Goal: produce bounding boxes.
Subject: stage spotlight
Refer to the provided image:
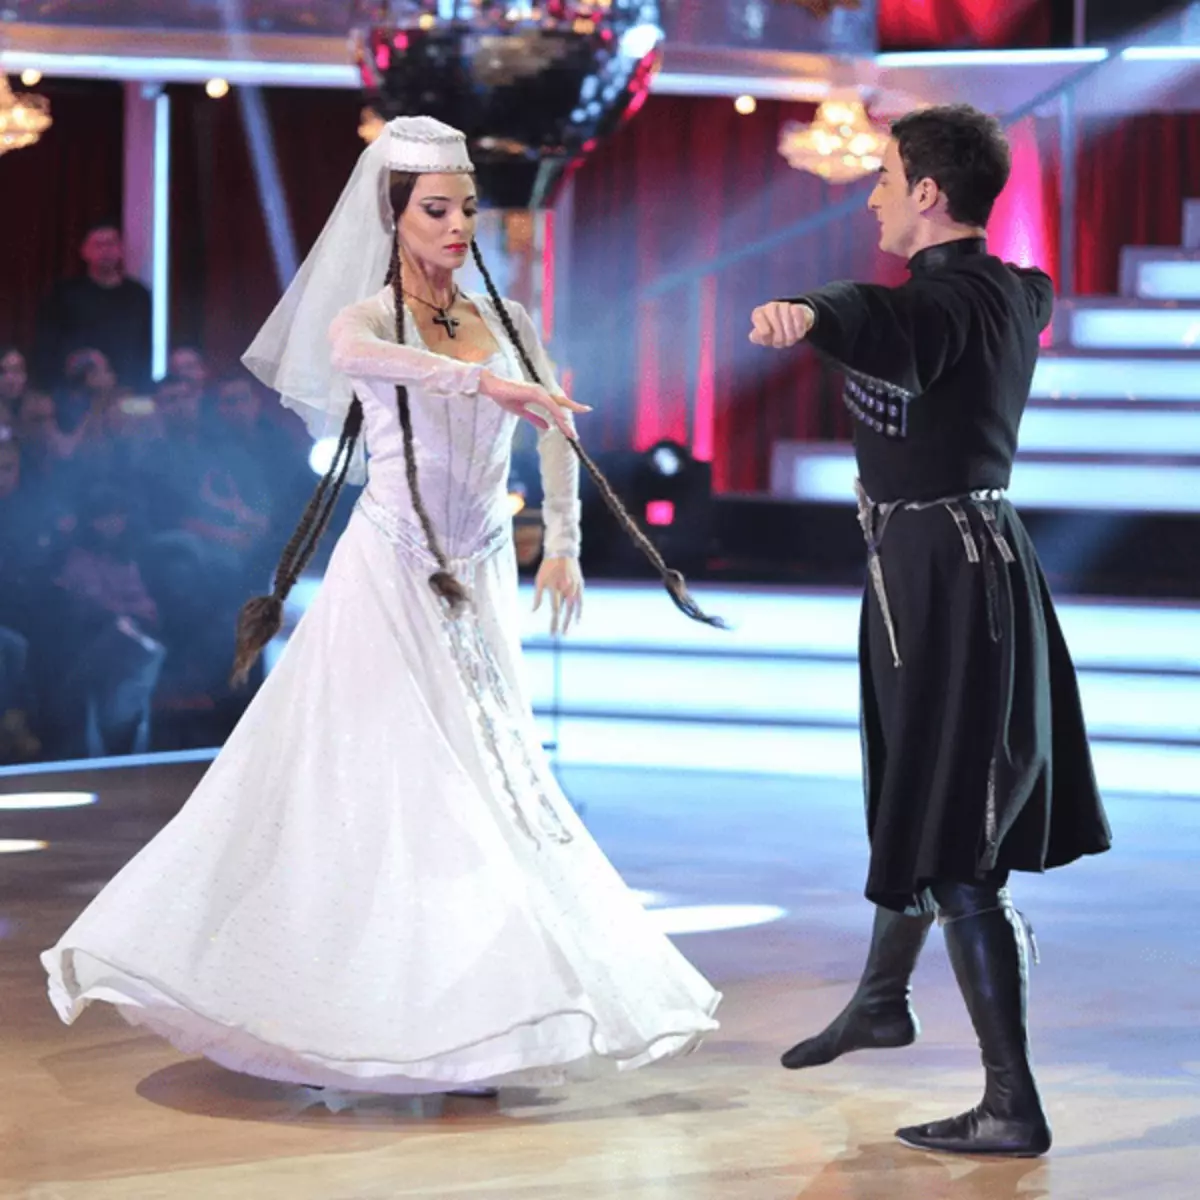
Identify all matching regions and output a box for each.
[205,78,231,99]
[309,437,337,477]
[735,94,757,115]
[620,22,664,59]
[21,69,43,87]
[648,439,687,479]
[0,792,97,810]
[0,840,48,854]
[632,440,713,572]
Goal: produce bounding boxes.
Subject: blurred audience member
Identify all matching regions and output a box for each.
[44,483,165,758]
[169,346,210,397]
[56,347,122,446]
[15,391,82,526]
[0,347,30,427]
[16,390,64,459]
[0,438,45,762]
[34,223,152,392]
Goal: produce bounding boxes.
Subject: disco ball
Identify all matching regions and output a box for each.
[354,1,663,209]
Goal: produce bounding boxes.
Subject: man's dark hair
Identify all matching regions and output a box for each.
[83,221,122,239]
[891,105,1011,228]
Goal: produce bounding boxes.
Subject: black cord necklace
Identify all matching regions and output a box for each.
[404,287,461,339]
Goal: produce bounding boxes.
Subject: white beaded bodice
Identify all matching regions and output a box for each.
[329,288,580,564]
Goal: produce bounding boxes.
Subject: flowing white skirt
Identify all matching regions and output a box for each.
[42,502,720,1092]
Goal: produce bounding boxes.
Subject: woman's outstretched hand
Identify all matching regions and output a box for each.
[534,556,584,636]
[480,371,590,437]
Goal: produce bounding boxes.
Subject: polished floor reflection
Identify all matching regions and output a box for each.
[1,761,1196,1199]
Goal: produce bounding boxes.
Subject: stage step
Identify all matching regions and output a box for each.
[1183,199,1200,250]
[524,645,1200,744]
[1119,248,1200,300]
[770,442,1200,513]
[515,585,1200,799]
[779,399,1200,463]
[1033,352,1200,401]
[1020,399,1200,456]
[1054,298,1200,351]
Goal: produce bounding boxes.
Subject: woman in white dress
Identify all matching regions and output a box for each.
[42,117,721,1095]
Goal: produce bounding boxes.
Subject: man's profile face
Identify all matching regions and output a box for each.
[82,227,124,275]
[867,140,923,259]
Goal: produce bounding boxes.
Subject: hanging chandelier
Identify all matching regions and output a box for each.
[779,92,887,184]
[0,74,52,157]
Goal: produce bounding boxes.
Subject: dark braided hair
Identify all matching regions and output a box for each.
[469,241,724,628]
[387,235,470,609]
[232,172,471,684]
[231,397,363,684]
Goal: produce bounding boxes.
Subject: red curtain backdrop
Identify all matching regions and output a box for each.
[1075,113,1200,295]
[988,115,1060,346]
[169,85,364,374]
[878,0,1053,49]
[0,81,125,357]
[567,94,901,493]
[11,79,1198,496]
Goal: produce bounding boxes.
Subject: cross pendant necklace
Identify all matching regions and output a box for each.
[405,287,461,339]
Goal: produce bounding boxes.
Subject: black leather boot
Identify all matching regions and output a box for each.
[781,905,935,1070]
[895,882,1051,1157]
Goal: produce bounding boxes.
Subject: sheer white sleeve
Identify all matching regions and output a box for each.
[328,293,484,398]
[508,302,581,560]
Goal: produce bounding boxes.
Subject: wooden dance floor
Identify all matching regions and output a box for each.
[1,759,1196,1199]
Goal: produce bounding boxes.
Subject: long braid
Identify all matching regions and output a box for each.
[231,397,364,684]
[470,241,725,629]
[391,239,469,610]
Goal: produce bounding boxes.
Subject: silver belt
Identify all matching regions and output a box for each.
[356,488,510,577]
[854,479,1016,669]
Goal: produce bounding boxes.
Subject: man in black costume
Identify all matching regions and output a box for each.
[750,105,1112,1157]
[34,224,152,393]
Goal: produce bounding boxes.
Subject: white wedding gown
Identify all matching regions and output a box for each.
[42,290,721,1093]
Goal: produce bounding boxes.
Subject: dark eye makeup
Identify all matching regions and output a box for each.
[422,203,478,219]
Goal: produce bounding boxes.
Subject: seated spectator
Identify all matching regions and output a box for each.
[0,346,29,428]
[131,377,245,703]
[15,390,83,525]
[102,392,165,459]
[0,346,27,402]
[57,348,121,443]
[0,625,39,763]
[0,434,63,606]
[168,346,210,399]
[16,390,65,460]
[0,438,47,763]
[42,482,165,759]
[146,375,270,564]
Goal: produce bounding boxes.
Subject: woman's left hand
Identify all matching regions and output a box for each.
[533,556,583,635]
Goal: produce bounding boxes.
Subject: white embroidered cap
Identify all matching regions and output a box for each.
[386,116,474,174]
